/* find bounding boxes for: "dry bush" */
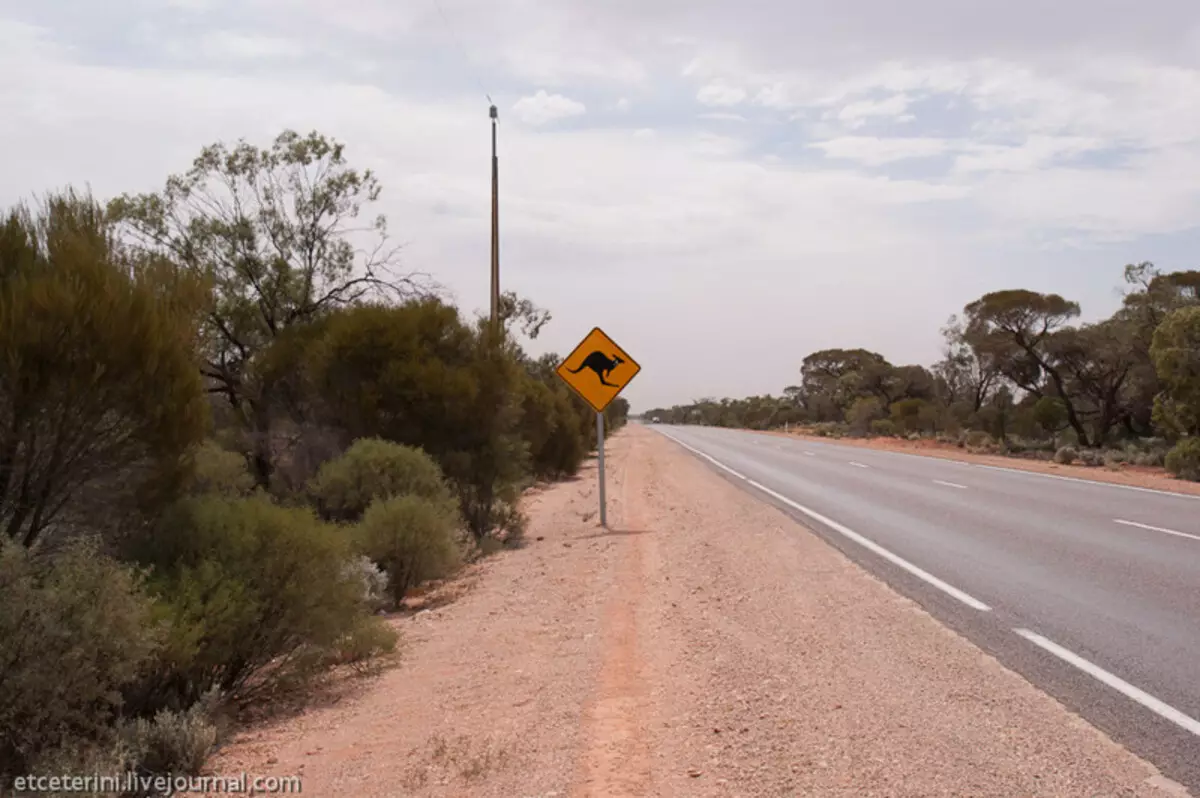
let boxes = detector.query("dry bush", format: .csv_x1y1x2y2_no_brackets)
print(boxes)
356,496,461,607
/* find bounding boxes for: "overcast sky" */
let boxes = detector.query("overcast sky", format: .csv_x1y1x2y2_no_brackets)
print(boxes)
4,1,1200,410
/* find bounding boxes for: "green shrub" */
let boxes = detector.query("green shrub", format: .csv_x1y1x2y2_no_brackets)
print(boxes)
331,616,400,670
0,193,209,548
130,496,366,710
517,377,588,480
121,689,222,778
869,418,898,437
889,398,929,434
184,440,254,498
1135,450,1167,468
1103,449,1129,468
499,499,529,548
846,397,885,436
811,422,846,438
964,430,994,451
1078,449,1102,467
0,537,159,780
356,496,461,606
1054,445,1078,465
310,438,455,523
1165,438,1200,481
301,300,531,540
23,737,138,798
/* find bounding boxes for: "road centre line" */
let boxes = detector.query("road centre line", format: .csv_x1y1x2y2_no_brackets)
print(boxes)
1013,628,1200,738
656,430,992,613
1113,518,1200,543
849,462,869,469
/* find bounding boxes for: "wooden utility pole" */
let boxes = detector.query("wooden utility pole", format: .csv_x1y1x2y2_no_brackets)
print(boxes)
489,103,500,334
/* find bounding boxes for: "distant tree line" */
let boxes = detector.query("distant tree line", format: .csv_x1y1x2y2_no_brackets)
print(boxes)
644,265,1200,479
0,130,626,790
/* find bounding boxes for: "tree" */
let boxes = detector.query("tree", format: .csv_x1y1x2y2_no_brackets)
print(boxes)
933,315,1000,411
890,398,930,434
108,130,430,487
1116,264,1200,436
800,348,891,418
496,291,552,342
884,365,937,404
1031,396,1069,437
846,396,885,436
962,289,1092,445
297,299,528,538
0,191,207,546
1046,319,1137,446
1150,306,1200,438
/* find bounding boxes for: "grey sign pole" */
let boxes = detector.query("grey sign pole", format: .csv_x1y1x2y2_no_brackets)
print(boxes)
596,411,607,527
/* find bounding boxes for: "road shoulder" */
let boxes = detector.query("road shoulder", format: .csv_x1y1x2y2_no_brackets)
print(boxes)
204,426,1193,797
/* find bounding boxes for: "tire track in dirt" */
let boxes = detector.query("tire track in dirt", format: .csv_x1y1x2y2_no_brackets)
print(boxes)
570,433,655,798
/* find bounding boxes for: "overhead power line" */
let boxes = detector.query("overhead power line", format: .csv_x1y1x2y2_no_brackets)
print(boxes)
429,0,493,108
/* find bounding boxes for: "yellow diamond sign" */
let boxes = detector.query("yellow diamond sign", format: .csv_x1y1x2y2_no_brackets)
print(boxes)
556,327,641,413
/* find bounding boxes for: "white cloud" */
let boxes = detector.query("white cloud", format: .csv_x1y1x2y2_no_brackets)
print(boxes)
511,90,586,126
163,0,216,9
199,31,307,60
613,97,630,112
831,93,913,128
696,81,747,106
972,147,1200,239
954,135,1105,174
811,136,950,165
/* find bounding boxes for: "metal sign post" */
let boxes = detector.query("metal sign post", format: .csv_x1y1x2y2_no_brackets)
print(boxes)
555,326,641,529
596,412,606,527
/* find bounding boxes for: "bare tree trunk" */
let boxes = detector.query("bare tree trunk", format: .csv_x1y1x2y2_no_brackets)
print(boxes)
248,399,274,490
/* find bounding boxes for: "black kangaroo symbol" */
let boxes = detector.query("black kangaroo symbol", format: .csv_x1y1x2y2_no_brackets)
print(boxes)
569,351,625,387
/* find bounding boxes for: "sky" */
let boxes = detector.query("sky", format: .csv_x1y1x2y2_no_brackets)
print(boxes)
4,1,1200,411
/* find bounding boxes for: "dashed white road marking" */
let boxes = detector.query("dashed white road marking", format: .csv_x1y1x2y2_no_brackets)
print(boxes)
849,461,869,469
1113,518,1200,543
655,430,992,613
803,451,817,457
1013,628,1200,738
933,480,968,490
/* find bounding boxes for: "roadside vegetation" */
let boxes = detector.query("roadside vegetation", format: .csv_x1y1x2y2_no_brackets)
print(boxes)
644,266,1200,481
0,130,626,794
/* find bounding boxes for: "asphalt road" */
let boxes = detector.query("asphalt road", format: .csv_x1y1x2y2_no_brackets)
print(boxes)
650,423,1200,793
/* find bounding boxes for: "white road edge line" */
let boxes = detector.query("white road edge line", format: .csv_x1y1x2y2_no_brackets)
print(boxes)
970,462,1200,501
743,427,1200,501
849,462,869,469
656,430,992,613
1013,628,1200,738
1113,518,1200,543
933,480,968,490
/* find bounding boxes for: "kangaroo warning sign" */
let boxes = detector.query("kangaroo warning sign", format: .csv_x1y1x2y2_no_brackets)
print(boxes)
556,327,641,413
